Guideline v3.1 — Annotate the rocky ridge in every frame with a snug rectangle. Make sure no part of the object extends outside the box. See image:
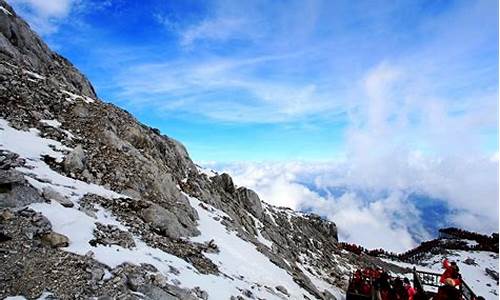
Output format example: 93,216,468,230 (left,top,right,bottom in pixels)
0,1,404,299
